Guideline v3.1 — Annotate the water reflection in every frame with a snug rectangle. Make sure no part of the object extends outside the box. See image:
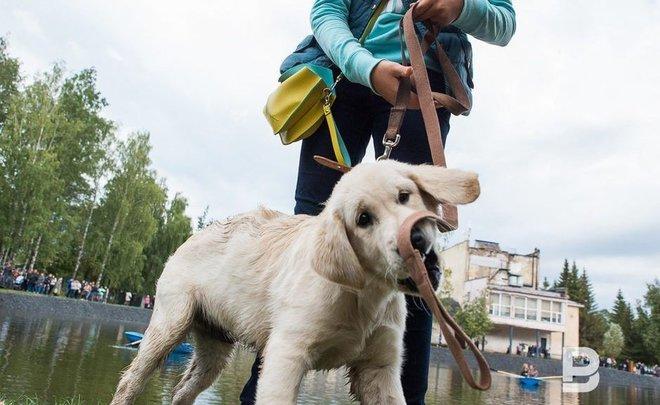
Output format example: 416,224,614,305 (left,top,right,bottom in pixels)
0,310,656,404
